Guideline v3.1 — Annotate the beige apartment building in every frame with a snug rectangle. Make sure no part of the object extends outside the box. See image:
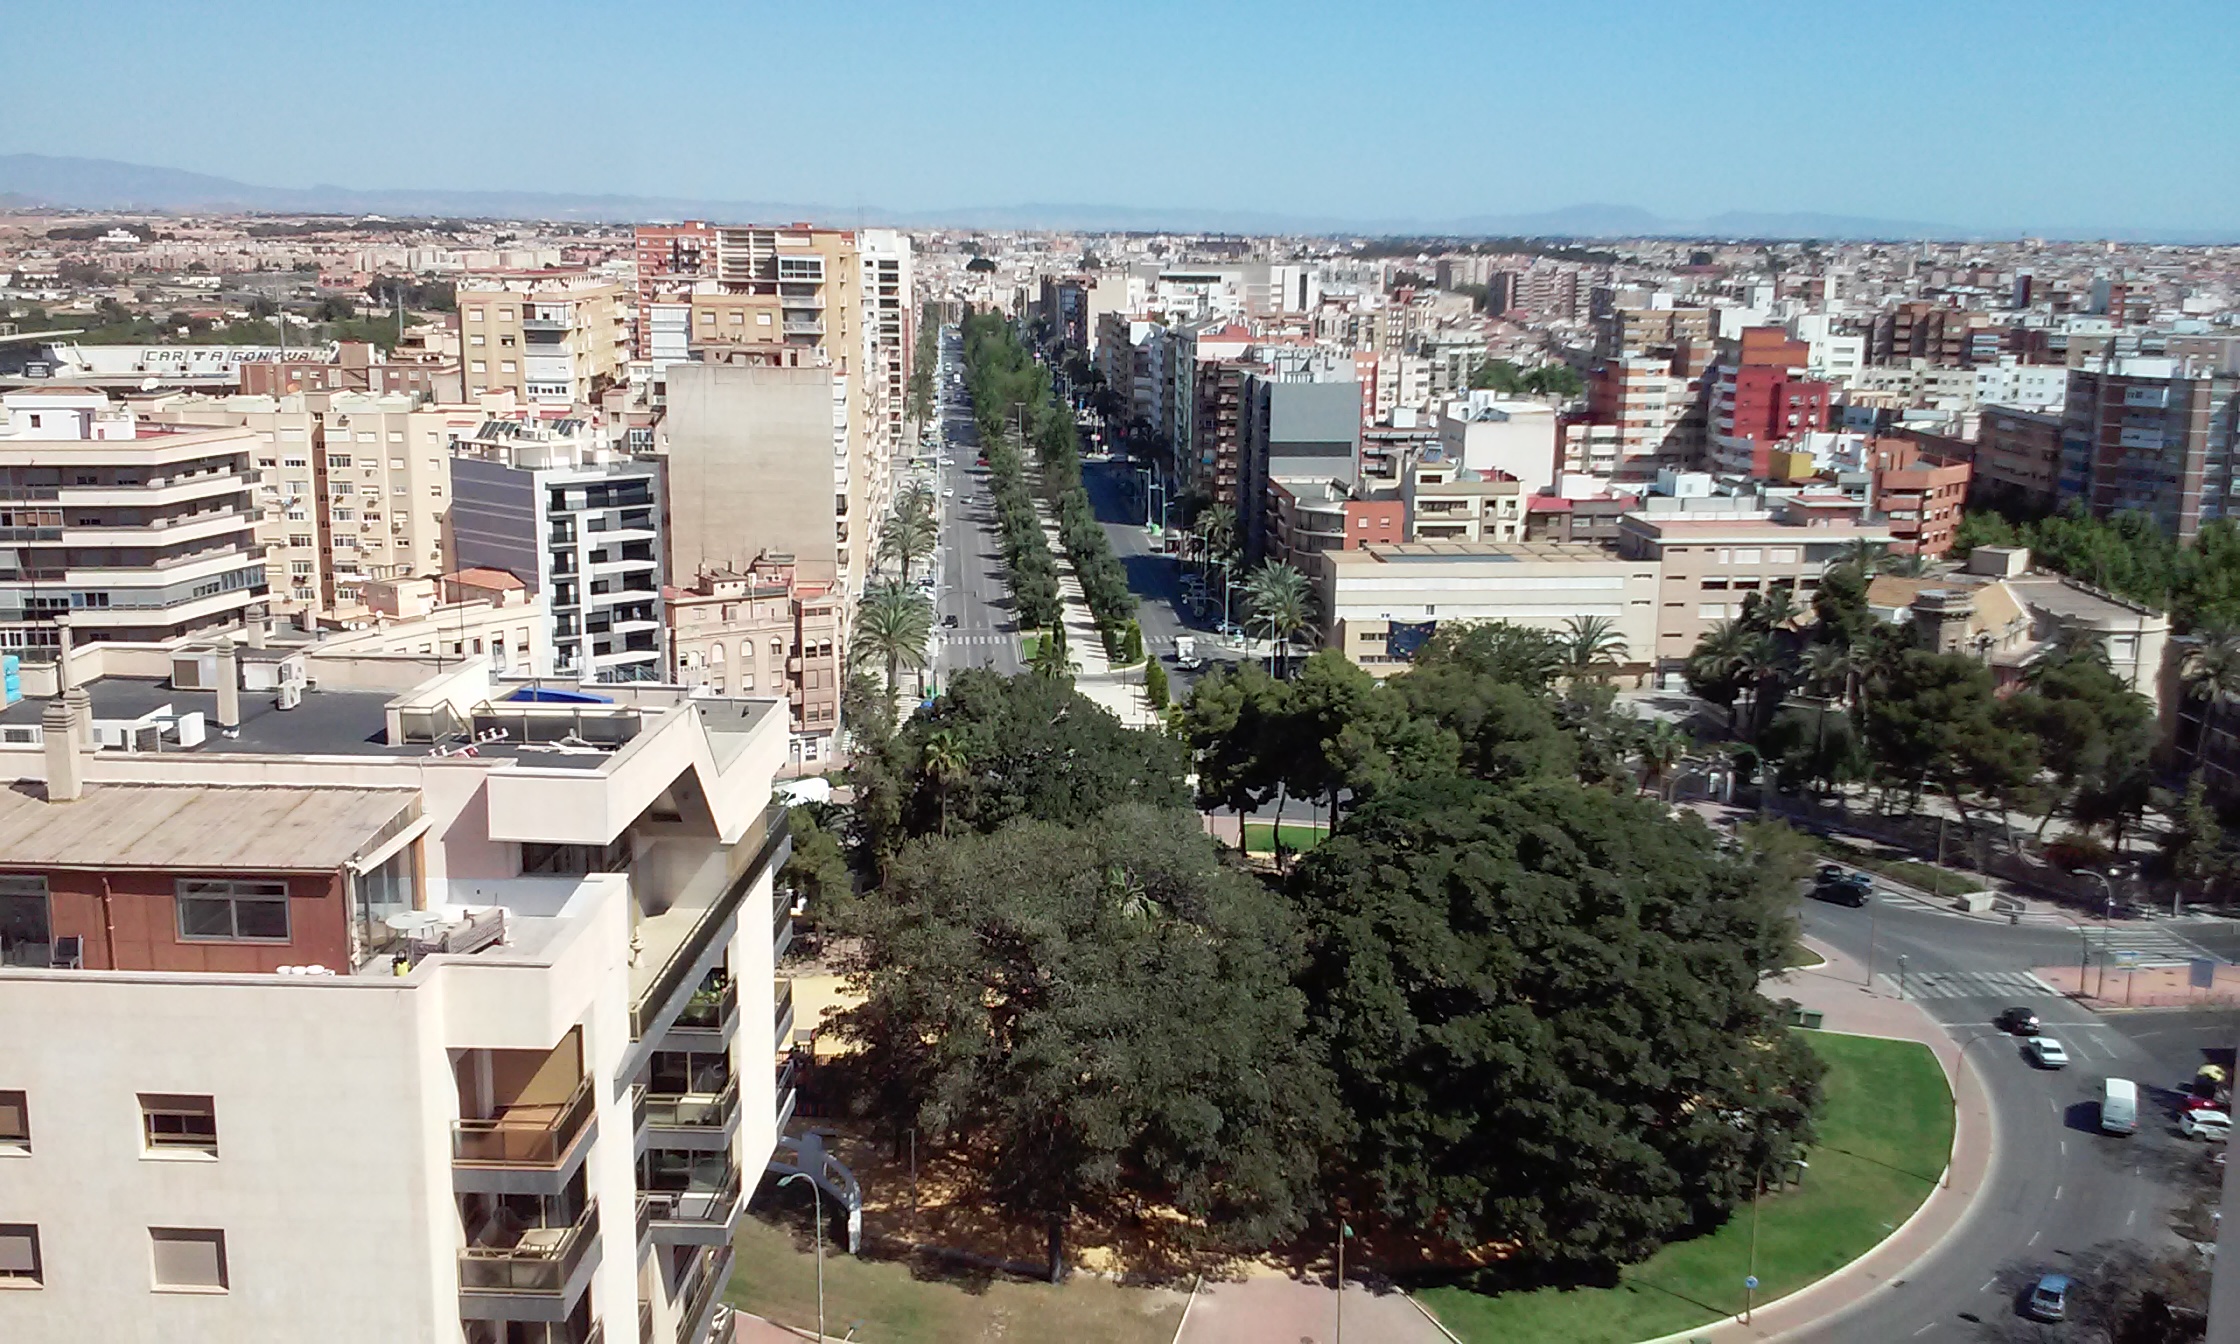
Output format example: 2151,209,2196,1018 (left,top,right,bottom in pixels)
145,391,481,617
458,274,631,406
1318,540,1661,674
664,558,843,763
1402,448,1524,542
1617,507,1896,681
